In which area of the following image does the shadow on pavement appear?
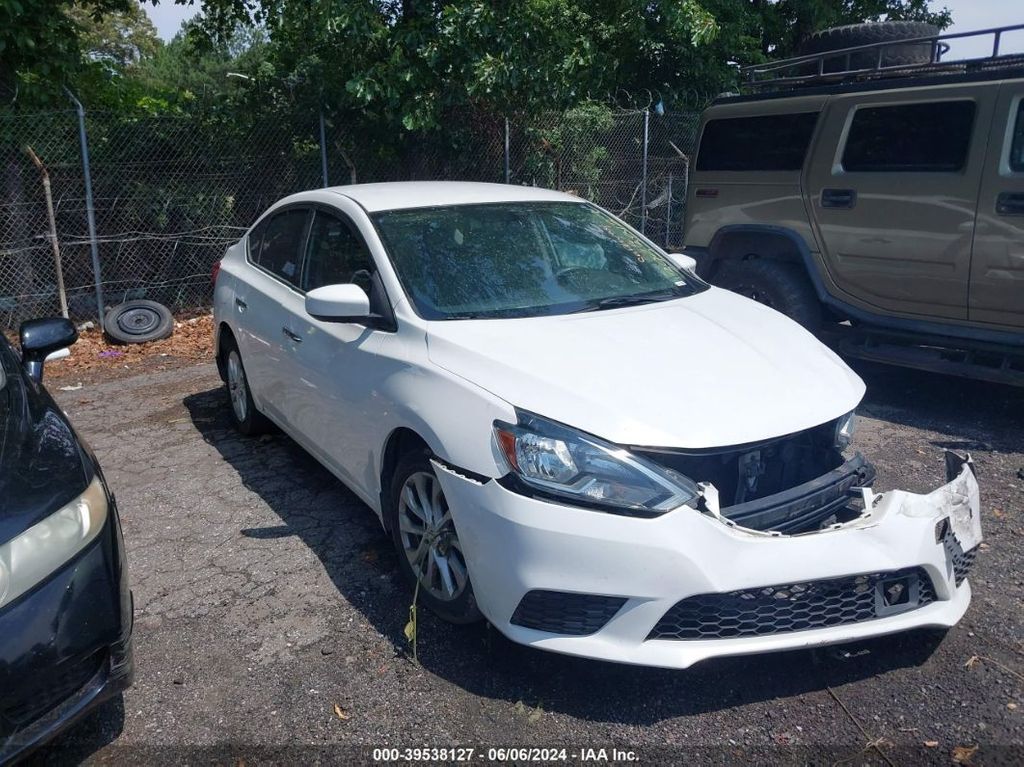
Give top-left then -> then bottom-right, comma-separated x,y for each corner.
184,384 -> 949,726
23,695 -> 125,766
852,360 -> 1024,454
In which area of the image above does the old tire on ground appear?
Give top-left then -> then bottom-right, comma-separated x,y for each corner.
220,335 -> 273,436
103,299 -> 174,344
387,449 -> 482,625
714,259 -> 823,332
799,21 -> 940,71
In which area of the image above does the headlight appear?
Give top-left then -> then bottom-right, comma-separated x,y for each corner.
494,411 -> 698,516
835,411 -> 857,450
0,476 -> 108,611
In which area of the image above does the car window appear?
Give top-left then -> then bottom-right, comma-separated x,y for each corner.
842,101 -> 976,173
302,212 -> 376,293
373,202 -> 704,320
1010,99 -> 1024,173
696,112 -> 819,172
252,209 -> 309,286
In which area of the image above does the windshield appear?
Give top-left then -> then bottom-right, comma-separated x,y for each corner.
372,202 -> 705,320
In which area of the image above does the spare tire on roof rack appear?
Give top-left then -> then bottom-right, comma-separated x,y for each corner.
799,21 -> 941,73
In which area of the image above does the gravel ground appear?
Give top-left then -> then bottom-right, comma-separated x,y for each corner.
25,360 -> 1024,765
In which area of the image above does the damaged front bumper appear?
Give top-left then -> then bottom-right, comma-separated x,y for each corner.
433,454 -> 982,669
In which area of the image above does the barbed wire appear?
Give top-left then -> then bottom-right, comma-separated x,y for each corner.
0,107 -> 701,329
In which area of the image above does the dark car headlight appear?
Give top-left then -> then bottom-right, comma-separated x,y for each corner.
494,411 -> 699,514
0,477 -> 108,611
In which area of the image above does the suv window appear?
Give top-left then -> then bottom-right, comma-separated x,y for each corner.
696,112 -> 819,171
301,212 -> 376,293
842,101 -> 975,173
251,209 -> 309,286
1010,99 -> 1024,173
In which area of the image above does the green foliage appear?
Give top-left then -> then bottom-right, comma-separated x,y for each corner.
522,102 -> 616,199
1,0 -> 135,106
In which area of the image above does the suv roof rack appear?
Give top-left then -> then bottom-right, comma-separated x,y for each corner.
742,23 -> 1024,92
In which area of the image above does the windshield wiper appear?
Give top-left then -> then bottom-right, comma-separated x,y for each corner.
568,290 -> 681,313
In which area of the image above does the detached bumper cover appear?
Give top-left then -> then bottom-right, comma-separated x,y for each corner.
433,455 -> 982,669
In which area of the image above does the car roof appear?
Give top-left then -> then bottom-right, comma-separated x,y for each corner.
322,181 -> 584,213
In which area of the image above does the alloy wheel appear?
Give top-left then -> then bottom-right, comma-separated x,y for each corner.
227,350 -> 248,423
397,471 -> 469,602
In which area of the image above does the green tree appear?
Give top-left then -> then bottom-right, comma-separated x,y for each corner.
1,0 -> 135,106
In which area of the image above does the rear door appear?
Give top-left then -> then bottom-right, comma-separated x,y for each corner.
805,83 -> 998,320
235,206 -> 311,422
970,82 -> 1024,329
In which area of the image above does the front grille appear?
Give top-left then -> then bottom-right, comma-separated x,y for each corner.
648,567 -> 935,641
511,590 -> 626,636
0,651 -> 105,730
633,420 -> 844,512
938,519 -> 978,586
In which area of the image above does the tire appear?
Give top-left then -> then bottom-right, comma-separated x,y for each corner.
386,449 -> 482,625
220,336 -> 272,436
714,259 -> 822,332
103,300 -> 174,344
800,21 -> 939,72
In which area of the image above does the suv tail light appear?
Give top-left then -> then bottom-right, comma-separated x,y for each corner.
211,259 -> 222,285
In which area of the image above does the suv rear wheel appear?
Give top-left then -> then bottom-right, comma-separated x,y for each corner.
714,259 -> 822,331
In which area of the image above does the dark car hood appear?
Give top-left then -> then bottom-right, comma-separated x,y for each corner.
0,357 -> 92,544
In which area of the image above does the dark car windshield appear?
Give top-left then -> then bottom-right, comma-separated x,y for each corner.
373,202 -> 705,320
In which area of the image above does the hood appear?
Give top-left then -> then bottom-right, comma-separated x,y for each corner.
426,287 -> 865,449
0,350 -> 92,544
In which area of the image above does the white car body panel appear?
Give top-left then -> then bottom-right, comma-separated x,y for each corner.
426,286 -> 864,448
212,181 -> 983,668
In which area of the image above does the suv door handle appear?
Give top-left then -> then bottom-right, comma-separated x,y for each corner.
996,192 -> 1024,216
282,327 -> 303,343
235,297 -> 247,311
821,188 -> 857,209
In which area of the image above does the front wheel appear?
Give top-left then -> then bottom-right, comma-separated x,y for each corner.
387,450 -> 482,624
714,259 -> 823,332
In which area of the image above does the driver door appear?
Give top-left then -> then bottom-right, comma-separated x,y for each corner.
281,206 -> 398,498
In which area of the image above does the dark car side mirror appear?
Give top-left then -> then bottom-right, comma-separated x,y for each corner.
20,317 -> 78,383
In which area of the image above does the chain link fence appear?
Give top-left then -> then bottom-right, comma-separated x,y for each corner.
0,106 -> 699,330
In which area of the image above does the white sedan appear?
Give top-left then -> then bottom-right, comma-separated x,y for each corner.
212,182 -> 982,668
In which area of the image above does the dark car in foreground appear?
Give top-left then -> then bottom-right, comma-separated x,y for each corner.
0,318 -> 133,762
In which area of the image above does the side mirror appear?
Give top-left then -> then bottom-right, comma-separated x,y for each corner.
20,317 -> 78,383
305,284 -> 372,322
666,252 -> 699,274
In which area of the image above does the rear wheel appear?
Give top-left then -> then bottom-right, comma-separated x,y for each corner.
714,259 -> 822,332
221,338 -> 272,435
387,450 -> 481,624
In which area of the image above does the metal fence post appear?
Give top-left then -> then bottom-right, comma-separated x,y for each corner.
640,109 -> 649,234
319,109 -> 330,187
665,172 -> 673,249
504,118 -> 511,184
65,88 -> 105,322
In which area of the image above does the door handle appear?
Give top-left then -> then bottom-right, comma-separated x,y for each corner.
282,327 -> 303,343
996,192 -> 1024,216
235,297 -> 247,311
821,188 -> 857,209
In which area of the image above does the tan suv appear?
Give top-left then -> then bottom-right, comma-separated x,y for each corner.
684,22 -> 1024,385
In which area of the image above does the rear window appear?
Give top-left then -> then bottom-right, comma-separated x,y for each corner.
842,101 -> 975,173
696,112 -> 820,172
249,209 -> 309,286
1010,99 -> 1024,173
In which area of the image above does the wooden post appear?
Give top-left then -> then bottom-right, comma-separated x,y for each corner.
25,146 -> 69,319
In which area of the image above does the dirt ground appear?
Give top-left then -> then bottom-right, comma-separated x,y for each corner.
23,355 -> 1024,765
